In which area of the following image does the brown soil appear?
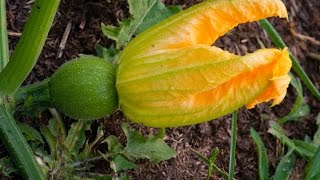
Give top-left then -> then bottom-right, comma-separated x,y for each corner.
3,0 -> 320,179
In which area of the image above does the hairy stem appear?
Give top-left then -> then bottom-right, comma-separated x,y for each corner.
0,105 -> 46,179
14,79 -> 52,113
0,0 -> 60,96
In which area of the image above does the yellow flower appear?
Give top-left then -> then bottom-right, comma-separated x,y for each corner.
116,0 -> 292,127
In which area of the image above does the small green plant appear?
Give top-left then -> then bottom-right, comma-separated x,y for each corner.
37,110 -> 174,179
250,114 -> 320,179
250,128 -> 269,180
192,147 -> 229,180
0,109 -> 175,179
0,156 -> 16,177
273,150 -> 296,180
251,127 -> 297,180
279,76 -> 310,124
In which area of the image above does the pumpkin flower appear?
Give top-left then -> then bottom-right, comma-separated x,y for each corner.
116,0 -> 291,127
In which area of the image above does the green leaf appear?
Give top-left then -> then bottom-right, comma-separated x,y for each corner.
104,135 -> 124,154
110,155 -> 136,173
305,145 -> 320,180
273,150 -> 296,180
191,147 -> 229,179
0,156 -> 17,177
268,121 -> 312,160
40,126 -> 56,157
90,175 -> 113,180
95,44 -> 119,64
293,140 -> 317,159
80,126 -> 105,159
313,113 -> 320,146
0,105 -> 46,179
135,4 -> 182,34
48,118 -> 59,137
290,104 -> 310,119
101,0 -> 181,49
208,148 -> 219,163
64,121 -> 90,159
89,175 -> 129,180
279,77 -> 310,123
118,175 -> 130,180
250,128 -> 269,180
121,123 -> 176,163
17,122 -> 44,144
207,148 -> 227,179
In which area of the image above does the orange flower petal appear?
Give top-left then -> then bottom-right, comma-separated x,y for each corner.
118,48 -> 291,127
117,0 -> 291,127
119,0 -> 288,66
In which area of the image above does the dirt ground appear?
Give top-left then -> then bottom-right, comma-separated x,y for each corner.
3,0 -> 320,179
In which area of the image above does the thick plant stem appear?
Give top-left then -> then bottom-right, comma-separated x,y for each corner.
0,0 -> 9,71
259,19 -> 320,101
0,105 -> 46,179
228,111 -> 237,180
0,0 -> 60,96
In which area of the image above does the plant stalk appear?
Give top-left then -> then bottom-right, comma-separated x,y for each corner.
0,105 -> 46,179
1,79 -> 51,178
0,0 -> 60,96
14,78 -> 51,107
0,0 -> 9,71
228,111 -> 237,180
211,163 -> 229,179
259,19 -> 320,101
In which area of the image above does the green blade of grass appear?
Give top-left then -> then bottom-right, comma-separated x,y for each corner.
279,76 -> 305,124
40,126 -> 57,158
268,121 -> 313,160
274,149 -> 296,180
313,113 -> 320,146
305,145 -> 320,180
0,0 -> 9,71
0,105 -> 46,179
259,19 -> 320,101
293,140 -> 317,159
268,121 -> 302,154
0,0 -> 60,96
228,111 -> 237,180
64,121 -> 89,159
250,128 -> 269,180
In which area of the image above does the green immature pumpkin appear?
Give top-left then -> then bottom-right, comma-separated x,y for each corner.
49,57 -> 118,120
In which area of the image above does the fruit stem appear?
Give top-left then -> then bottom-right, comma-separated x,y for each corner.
14,78 -> 52,112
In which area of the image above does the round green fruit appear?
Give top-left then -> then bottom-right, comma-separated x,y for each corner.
49,57 -> 118,120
